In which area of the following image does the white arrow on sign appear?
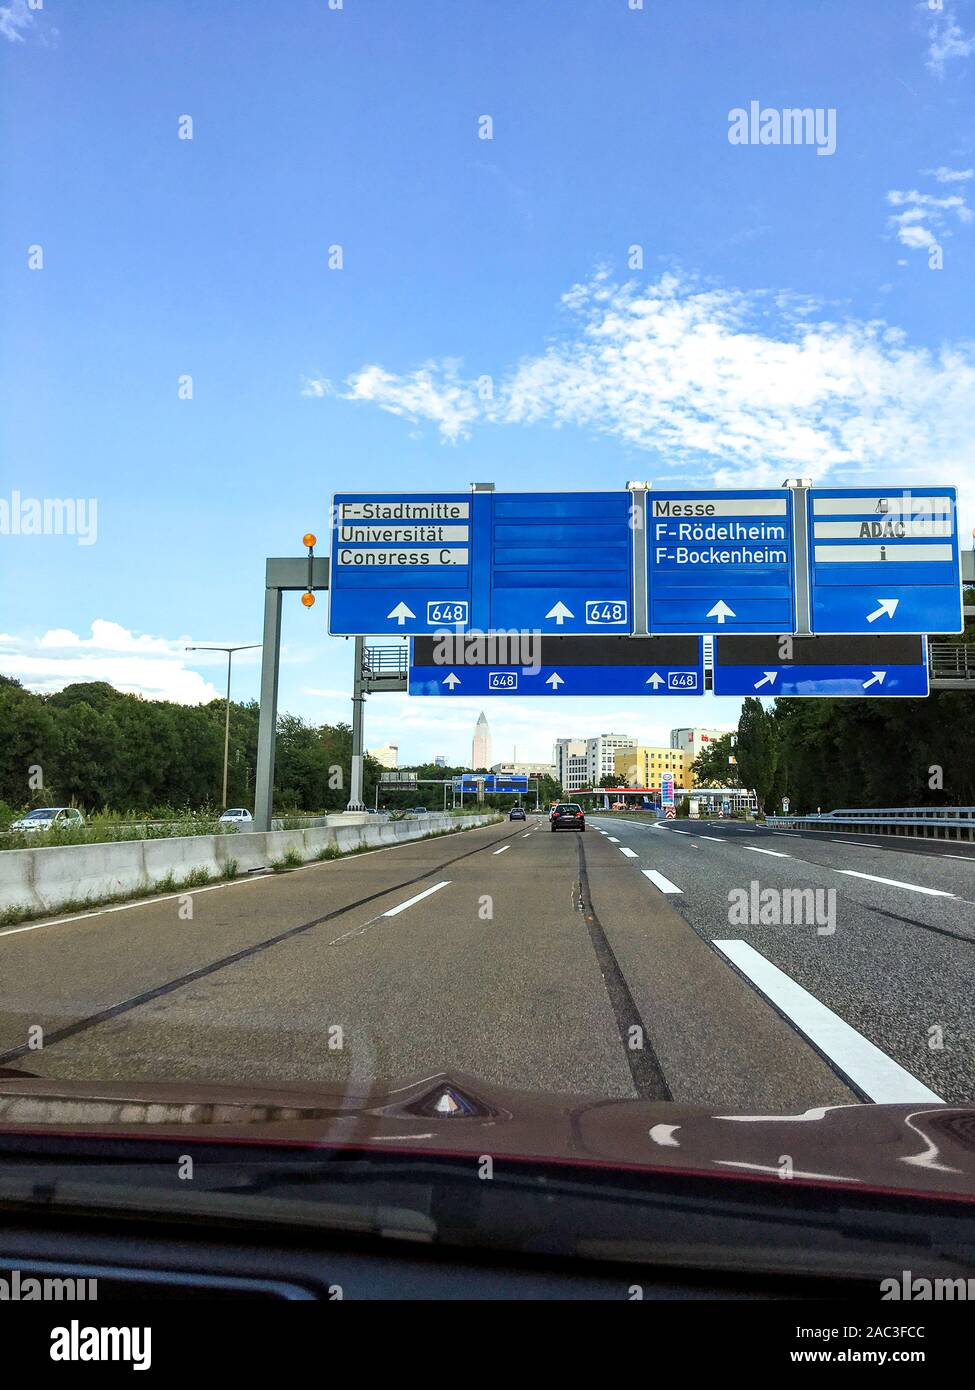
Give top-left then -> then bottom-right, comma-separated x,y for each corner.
753,671 -> 778,690
442,672 -> 461,689
646,671 -> 665,689
545,672 -> 565,690
866,598 -> 899,623
862,671 -> 886,690
387,601 -> 416,626
545,601 -> 574,625
707,600 -> 736,624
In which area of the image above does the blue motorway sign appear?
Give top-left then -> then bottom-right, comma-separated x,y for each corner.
408,636 -> 704,697
646,490 -> 795,634
713,636 -> 929,699
486,492 -> 633,633
328,493 -> 473,635
807,487 -> 963,635
329,491 -> 634,636
452,775 -> 528,793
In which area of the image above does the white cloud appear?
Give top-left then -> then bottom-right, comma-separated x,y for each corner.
0,0 -> 55,44
924,166 -> 975,183
885,178 -> 973,252
0,0 -> 32,42
0,622 -> 261,703
323,269 -> 975,532
926,14 -> 975,75
304,360 -> 481,443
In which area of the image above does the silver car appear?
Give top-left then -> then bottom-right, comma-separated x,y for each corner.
10,807 -> 86,833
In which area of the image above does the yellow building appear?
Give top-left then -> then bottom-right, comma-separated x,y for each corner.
614,746 -> 694,788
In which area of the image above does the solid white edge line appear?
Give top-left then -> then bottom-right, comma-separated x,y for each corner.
712,940 -> 943,1103
641,869 -> 682,895
835,869 -> 953,898
619,847 -> 639,858
382,880 -> 452,917
0,821 -> 509,940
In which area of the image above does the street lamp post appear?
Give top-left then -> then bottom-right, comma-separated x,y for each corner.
186,644 -> 260,808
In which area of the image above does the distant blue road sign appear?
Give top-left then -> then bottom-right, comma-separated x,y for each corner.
452,775 -> 528,793
807,487 -> 962,635
328,493 -> 473,635
713,635 -> 930,698
408,636 -> 704,697
647,490 -> 795,634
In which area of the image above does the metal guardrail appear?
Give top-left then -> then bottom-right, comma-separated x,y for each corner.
929,642 -> 975,683
363,646 -> 408,675
765,806 -> 975,841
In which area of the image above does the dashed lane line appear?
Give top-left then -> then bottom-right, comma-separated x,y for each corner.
381,881 -> 452,916
712,940 -> 942,1104
641,869 -> 683,895
834,869 -> 953,899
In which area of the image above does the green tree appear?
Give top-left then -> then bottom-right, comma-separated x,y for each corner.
736,697 -> 777,815
0,676 -> 57,807
690,732 -> 737,788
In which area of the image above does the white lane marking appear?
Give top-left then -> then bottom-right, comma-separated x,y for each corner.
381,881 -> 451,916
492,845 -> 510,855
831,839 -> 876,846
670,829 -> 692,836
641,869 -> 682,895
773,832 -> 799,837
941,854 -> 975,862
0,875 -> 272,939
834,869 -> 953,898
607,837 -> 620,843
712,941 -> 942,1103
698,835 -> 724,843
744,846 -> 792,859
619,847 -> 639,858
521,833 -> 531,838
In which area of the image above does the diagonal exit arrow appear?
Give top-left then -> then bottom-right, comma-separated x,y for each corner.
545,601 -> 574,625
646,672 -> 665,688
387,601 -> 416,626
707,600 -> 736,624
866,598 -> 899,623
753,671 -> 778,690
545,672 -> 565,690
442,672 -> 461,689
862,671 -> 886,690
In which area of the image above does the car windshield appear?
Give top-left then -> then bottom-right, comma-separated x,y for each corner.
2,1 -> 975,1310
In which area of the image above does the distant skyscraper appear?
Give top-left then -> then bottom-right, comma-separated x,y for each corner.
471,712 -> 491,770
434,755 -> 446,768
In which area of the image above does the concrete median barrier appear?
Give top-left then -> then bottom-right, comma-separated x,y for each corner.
0,813 -> 498,918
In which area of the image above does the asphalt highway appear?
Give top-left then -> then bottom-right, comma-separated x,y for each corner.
1,814 -> 971,1109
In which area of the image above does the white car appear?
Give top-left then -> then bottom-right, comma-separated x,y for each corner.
10,807 -> 86,833
218,808 -> 253,829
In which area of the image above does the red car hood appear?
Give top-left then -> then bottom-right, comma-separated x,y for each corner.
0,1068 -> 972,1203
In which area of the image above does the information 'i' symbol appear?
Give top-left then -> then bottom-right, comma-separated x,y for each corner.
880,545 -> 887,561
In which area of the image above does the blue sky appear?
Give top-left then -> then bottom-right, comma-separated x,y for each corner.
2,0 -> 974,766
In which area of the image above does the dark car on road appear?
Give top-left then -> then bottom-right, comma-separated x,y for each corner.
551,803 -> 585,831
508,807 -> 527,821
